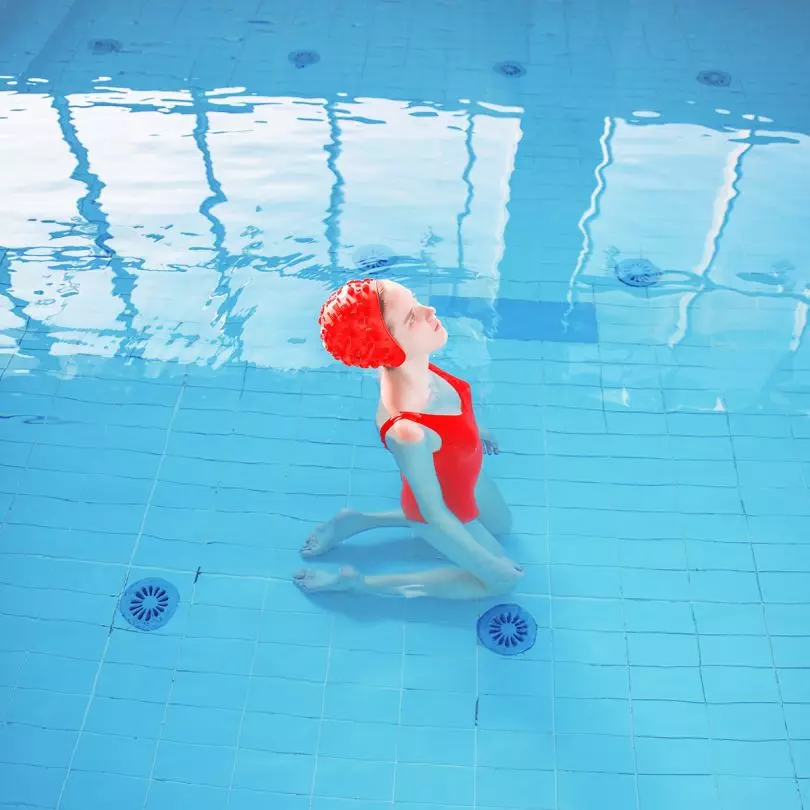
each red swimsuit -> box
[379,364,483,524]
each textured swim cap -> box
[318,278,406,368]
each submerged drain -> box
[478,603,537,656]
[289,50,320,69]
[697,69,731,87]
[615,258,662,288]
[353,244,395,272]
[494,61,526,78]
[120,578,179,632]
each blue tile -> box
[177,638,256,676]
[556,733,635,773]
[555,697,631,736]
[623,600,693,633]
[72,731,157,777]
[0,762,66,807]
[635,736,713,774]
[478,658,551,698]
[554,663,629,699]
[60,771,149,810]
[633,700,709,738]
[692,603,767,636]
[327,649,401,688]
[229,788,308,810]
[558,772,636,810]
[397,726,474,766]
[5,688,88,731]
[95,662,174,702]
[637,775,718,810]
[708,703,787,741]
[318,720,398,762]
[395,762,473,805]
[792,740,810,777]
[315,757,395,801]
[776,669,810,702]
[783,703,810,740]
[239,711,319,755]
[430,295,598,343]
[478,694,553,733]
[153,741,236,787]
[552,598,624,631]
[399,688,472,728]
[232,749,314,795]
[171,671,249,711]
[702,666,781,703]
[403,652,477,692]
[475,729,555,770]
[630,666,704,702]
[0,723,77,768]
[713,739,795,778]
[185,604,262,641]
[553,628,627,665]
[626,632,699,667]
[476,767,555,809]
[717,776,802,810]
[259,611,332,647]
[162,704,243,747]
[311,800,390,810]
[690,570,761,603]
[145,779,228,810]
[17,652,100,694]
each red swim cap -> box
[318,279,406,368]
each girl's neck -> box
[380,354,433,410]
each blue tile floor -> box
[2,0,810,808]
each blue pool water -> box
[2,0,810,808]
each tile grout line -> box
[53,380,186,810]
[730,413,806,810]
[307,613,336,810]
[140,573,202,809]
[224,578,271,810]
[390,617,407,809]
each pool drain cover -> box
[289,50,320,69]
[697,70,731,87]
[120,578,179,631]
[353,244,395,272]
[615,258,662,288]
[494,61,526,78]
[478,603,536,656]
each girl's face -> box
[379,280,447,359]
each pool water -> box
[2,1,810,808]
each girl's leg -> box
[294,564,511,600]
[295,520,522,600]
[301,509,410,557]
[302,473,512,558]
[475,472,513,537]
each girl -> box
[295,278,523,599]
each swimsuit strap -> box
[379,411,436,448]
[379,365,469,448]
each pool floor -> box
[2,0,810,808]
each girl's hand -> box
[481,428,499,455]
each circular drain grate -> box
[615,258,662,288]
[697,69,731,87]
[353,244,395,272]
[289,50,320,69]
[120,578,179,632]
[494,61,526,78]
[478,603,537,656]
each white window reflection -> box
[1,88,523,370]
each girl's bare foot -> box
[301,509,367,557]
[294,565,360,593]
